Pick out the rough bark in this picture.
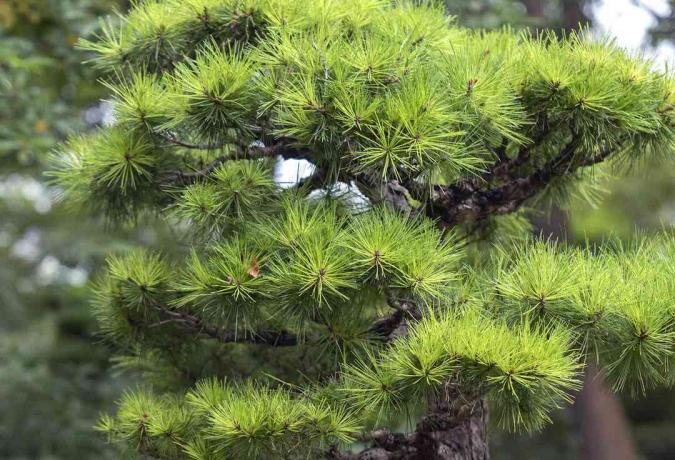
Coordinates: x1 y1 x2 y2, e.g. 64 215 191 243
330 386 489 460
429 138 614 228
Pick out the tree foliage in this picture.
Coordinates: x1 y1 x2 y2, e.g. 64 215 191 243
48 0 675 458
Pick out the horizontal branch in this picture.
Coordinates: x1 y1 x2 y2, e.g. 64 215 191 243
329 429 415 460
152 305 301 346
159 139 315 186
156 131 226 150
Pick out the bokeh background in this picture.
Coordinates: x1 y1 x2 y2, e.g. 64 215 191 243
0 0 673 458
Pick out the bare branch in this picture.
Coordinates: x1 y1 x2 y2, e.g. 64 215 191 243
156 131 227 150
368 290 422 342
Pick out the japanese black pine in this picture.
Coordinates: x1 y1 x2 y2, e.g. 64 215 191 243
49 1 675 458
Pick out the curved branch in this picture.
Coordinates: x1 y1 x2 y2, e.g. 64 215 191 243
431 138 615 227
368 291 422 342
478 117 566 184
157 131 226 150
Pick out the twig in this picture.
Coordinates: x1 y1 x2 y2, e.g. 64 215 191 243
159 140 315 185
156 130 226 150
151 304 302 347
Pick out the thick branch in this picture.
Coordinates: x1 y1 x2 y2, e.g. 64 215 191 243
430 139 614 227
330 384 489 459
369 292 423 342
480 118 564 183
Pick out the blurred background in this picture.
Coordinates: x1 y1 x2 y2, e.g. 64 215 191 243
0 0 673 458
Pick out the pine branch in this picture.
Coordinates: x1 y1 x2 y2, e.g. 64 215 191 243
160 139 315 185
328 429 415 459
156 131 227 150
470 118 563 188
152 304 302 346
295 166 329 190
430 137 616 227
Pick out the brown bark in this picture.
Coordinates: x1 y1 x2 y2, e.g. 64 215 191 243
150 304 303 346
560 0 587 30
429 137 615 228
521 0 544 18
330 387 489 460
415 393 489 460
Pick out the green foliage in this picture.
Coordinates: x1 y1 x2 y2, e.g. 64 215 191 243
97 202 461 339
55 2 674 217
171 160 276 237
45 0 675 458
96 380 360 459
338 308 580 432
50 128 170 219
492 237 675 395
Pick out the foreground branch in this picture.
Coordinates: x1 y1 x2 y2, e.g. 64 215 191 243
156 131 227 150
160 139 315 186
152 305 301 346
368 291 423 342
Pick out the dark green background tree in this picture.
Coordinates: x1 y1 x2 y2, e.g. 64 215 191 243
0 1 135 457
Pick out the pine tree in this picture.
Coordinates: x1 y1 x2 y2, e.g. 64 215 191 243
49 1 675 458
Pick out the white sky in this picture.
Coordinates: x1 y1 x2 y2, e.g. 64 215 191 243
593 0 674 65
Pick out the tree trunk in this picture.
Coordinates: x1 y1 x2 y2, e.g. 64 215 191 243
415 393 489 460
577 365 637 460
560 0 587 31
521 0 544 18
330 387 489 460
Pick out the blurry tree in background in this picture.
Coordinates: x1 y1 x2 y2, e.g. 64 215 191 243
0 0 133 457
592 3 675 459
445 0 589 30
644 0 675 44
570 0 675 242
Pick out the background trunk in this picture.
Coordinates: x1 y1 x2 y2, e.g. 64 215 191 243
578 365 637 460
561 0 587 30
522 0 544 18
